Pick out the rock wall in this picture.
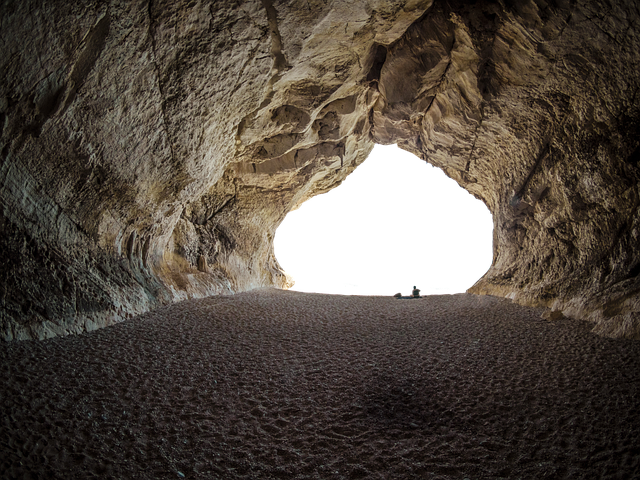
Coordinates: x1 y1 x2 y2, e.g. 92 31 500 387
1 0 639 340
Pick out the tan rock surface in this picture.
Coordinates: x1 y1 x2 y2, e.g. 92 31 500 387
1 0 639 339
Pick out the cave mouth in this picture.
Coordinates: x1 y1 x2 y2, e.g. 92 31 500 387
274 144 493 296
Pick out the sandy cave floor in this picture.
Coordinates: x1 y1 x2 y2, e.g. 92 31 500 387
1 289 640 480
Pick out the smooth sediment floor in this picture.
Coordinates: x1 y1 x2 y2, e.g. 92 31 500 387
1 289 639 479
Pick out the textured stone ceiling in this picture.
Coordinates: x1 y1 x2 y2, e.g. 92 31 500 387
1 0 639 340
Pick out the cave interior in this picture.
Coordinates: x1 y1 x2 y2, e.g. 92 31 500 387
1 0 640 340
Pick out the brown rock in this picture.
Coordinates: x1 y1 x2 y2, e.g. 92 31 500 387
197 255 209 274
1 0 639 339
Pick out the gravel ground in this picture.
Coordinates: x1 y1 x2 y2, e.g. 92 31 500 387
1 289 639 479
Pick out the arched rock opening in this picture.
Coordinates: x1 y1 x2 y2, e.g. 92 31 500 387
1 0 639 339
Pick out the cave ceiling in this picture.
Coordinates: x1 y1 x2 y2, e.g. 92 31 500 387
1 0 640 339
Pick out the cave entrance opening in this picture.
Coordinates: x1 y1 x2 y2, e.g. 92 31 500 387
274 144 493 296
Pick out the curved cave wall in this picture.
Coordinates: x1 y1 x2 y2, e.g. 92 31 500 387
1 0 639 340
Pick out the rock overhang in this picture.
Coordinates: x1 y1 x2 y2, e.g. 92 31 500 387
1 0 639 339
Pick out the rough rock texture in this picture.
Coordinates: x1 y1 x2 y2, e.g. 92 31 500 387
1 0 639 340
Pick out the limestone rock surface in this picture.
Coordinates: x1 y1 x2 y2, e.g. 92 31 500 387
1 0 639 339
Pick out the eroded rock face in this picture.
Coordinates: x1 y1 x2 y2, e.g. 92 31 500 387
1 0 639 339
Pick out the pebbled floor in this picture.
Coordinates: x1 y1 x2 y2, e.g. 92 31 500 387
1 289 639 479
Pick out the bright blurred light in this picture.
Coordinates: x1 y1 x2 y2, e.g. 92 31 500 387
274 144 493 296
